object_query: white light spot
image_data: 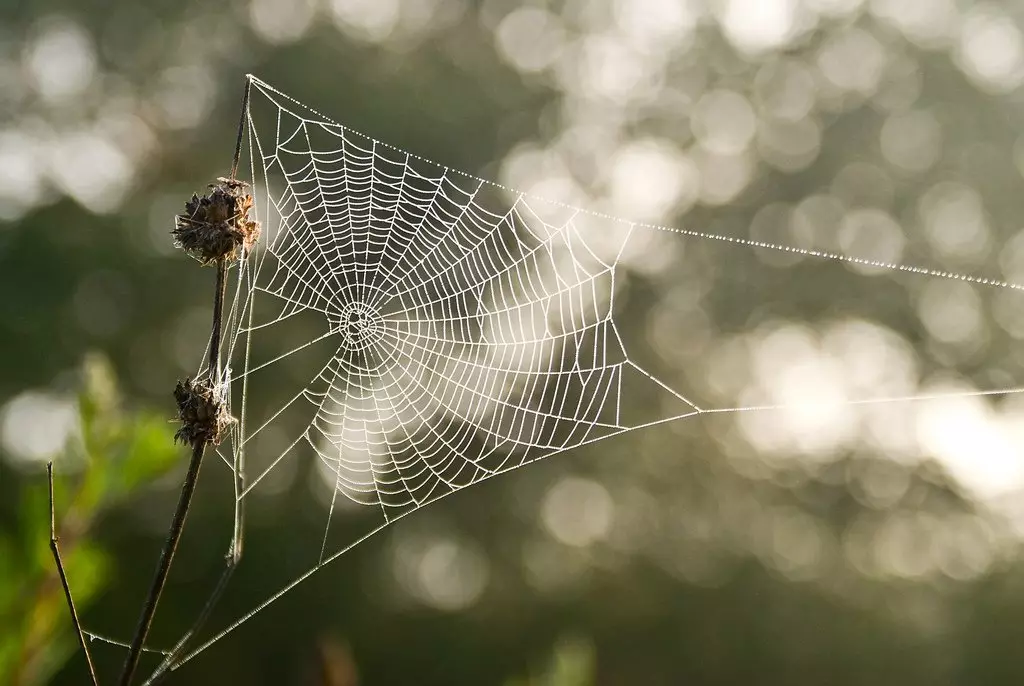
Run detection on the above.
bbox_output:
[804,0,864,18]
[23,18,96,103]
[541,476,614,547]
[612,0,698,49]
[817,27,887,95]
[691,89,757,155]
[880,109,942,173]
[753,60,817,122]
[869,0,959,48]
[916,389,1024,499]
[495,7,565,74]
[152,65,216,131]
[916,280,983,346]
[836,208,905,274]
[956,7,1024,92]
[719,0,802,54]
[575,34,648,103]
[607,138,698,221]
[1,391,78,465]
[917,182,990,263]
[392,533,489,611]
[0,129,47,220]
[249,0,318,45]
[48,131,133,214]
[330,0,399,44]
[694,147,754,206]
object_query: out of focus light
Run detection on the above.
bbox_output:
[606,139,697,221]
[329,0,463,47]
[249,0,317,45]
[541,476,614,547]
[612,0,698,50]
[836,208,905,273]
[756,116,821,172]
[869,0,959,48]
[48,130,132,213]
[392,533,489,610]
[330,0,400,44]
[917,280,985,347]
[691,89,756,155]
[956,5,1024,92]
[880,109,942,173]
[719,0,802,54]
[23,17,96,103]
[805,0,863,19]
[0,391,78,465]
[721,319,923,463]
[817,27,886,95]
[917,182,990,263]
[0,129,47,221]
[916,389,1024,499]
[753,60,817,122]
[749,203,804,268]
[831,162,894,210]
[792,194,845,244]
[991,287,1024,340]
[152,65,215,131]
[739,324,856,459]
[763,506,826,581]
[495,7,565,74]
[693,147,753,205]
[846,510,998,581]
[574,35,649,103]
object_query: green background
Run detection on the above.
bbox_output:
[4,1,1024,684]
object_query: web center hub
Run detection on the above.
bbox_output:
[330,301,384,352]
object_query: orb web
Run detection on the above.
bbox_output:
[150,76,1024,681]
[221,77,705,526]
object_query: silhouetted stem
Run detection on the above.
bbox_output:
[48,461,100,686]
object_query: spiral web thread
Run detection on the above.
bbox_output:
[160,76,1024,675]
[221,77,714,525]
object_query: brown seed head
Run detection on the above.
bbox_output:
[172,178,261,265]
[173,377,234,447]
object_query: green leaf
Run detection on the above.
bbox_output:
[118,413,181,493]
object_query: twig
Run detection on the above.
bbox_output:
[47,461,100,686]
[118,75,252,686]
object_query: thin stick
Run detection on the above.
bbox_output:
[47,462,100,686]
[118,76,252,686]
[229,76,252,182]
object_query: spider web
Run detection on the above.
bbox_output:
[150,76,1024,679]
[224,78,709,521]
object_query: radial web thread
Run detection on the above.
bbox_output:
[145,76,1024,679]
[220,77,711,528]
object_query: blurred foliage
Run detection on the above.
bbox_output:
[0,355,178,685]
[2,0,1024,685]
[505,637,595,686]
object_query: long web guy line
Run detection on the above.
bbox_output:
[154,76,1024,682]
[247,75,1024,296]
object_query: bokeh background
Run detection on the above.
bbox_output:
[5,0,1024,684]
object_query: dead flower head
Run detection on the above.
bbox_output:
[172,178,261,265]
[173,377,234,447]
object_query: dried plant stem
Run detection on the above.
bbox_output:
[118,264,225,686]
[118,76,252,686]
[48,462,100,686]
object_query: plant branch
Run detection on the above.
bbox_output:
[118,75,252,686]
[47,461,99,686]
